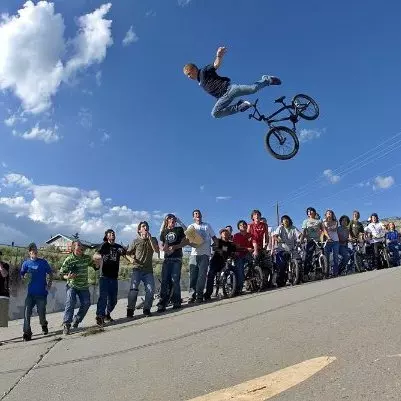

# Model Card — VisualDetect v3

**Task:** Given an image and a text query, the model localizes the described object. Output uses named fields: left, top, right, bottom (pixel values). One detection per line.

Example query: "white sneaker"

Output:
left=262, top=75, right=282, bottom=85
left=238, top=100, right=252, bottom=112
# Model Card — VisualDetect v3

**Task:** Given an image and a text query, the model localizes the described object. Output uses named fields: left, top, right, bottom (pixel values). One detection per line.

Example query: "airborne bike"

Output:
left=248, top=94, right=319, bottom=160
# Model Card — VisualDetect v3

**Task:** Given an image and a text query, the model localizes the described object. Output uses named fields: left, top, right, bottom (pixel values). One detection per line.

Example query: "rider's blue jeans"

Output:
left=96, top=277, right=118, bottom=317
left=211, top=79, right=270, bottom=118
left=325, top=241, right=340, bottom=276
left=388, top=242, right=400, bottom=266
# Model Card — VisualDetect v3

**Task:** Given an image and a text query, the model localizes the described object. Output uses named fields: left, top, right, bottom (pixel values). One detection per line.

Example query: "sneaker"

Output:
left=157, top=305, right=166, bottom=313
left=126, top=308, right=134, bottom=318
left=143, top=309, right=152, bottom=317
left=96, top=316, right=104, bottom=327
left=63, top=324, right=71, bottom=336
left=72, top=319, right=79, bottom=329
left=23, top=332, right=32, bottom=341
left=195, top=298, right=204, bottom=304
left=42, top=325, right=49, bottom=335
left=104, top=313, right=114, bottom=322
left=172, top=304, right=182, bottom=310
left=238, top=100, right=252, bottom=112
left=187, top=297, right=196, bottom=304
left=262, top=75, right=281, bottom=85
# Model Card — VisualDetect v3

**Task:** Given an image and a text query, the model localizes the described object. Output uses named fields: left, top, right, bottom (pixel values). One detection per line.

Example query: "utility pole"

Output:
left=276, top=201, right=280, bottom=227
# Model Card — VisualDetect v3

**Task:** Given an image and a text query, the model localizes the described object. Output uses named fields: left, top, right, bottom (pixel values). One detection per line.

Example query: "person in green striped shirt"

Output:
left=60, top=241, right=99, bottom=335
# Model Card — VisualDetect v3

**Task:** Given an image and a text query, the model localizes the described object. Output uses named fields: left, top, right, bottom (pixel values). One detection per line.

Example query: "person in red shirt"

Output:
left=233, top=220, right=254, bottom=293
left=247, top=210, right=269, bottom=257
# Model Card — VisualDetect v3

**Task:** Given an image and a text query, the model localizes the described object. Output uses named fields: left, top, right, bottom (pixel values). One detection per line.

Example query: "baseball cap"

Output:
left=28, top=242, right=38, bottom=252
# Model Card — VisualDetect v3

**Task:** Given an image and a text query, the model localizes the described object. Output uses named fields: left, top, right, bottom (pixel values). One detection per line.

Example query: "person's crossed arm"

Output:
left=213, top=46, right=226, bottom=69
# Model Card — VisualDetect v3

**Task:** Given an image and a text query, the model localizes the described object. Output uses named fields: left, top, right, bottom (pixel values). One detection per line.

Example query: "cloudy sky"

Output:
left=0, top=0, right=400, bottom=245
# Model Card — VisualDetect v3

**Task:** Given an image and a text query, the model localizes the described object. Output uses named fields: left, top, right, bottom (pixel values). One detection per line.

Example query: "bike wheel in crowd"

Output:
left=253, top=265, right=265, bottom=291
left=222, top=271, right=237, bottom=298
left=265, top=126, right=299, bottom=160
left=292, top=94, right=319, bottom=120
left=354, top=252, right=363, bottom=273
left=382, top=248, right=391, bottom=268
left=289, top=259, right=302, bottom=285
left=319, top=254, right=329, bottom=279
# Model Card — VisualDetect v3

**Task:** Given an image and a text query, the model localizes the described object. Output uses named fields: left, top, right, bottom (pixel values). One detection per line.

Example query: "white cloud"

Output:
left=78, top=108, right=92, bottom=129
left=373, top=175, right=395, bottom=190
left=0, top=2, right=113, bottom=114
left=216, top=196, right=231, bottom=201
left=1, top=161, right=7, bottom=168
left=323, top=169, right=340, bottom=184
left=101, top=132, right=110, bottom=142
left=178, top=0, right=192, bottom=6
left=122, top=26, right=138, bottom=47
left=0, top=172, right=165, bottom=242
left=95, top=71, right=102, bottom=86
left=200, top=185, right=205, bottom=192
left=2, top=173, right=32, bottom=187
left=299, top=128, right=324, bottom=143
left=15, top=124, right=60, bottom=144
left=145, top=10, right=156, bottom=17
left=4, top=114, right=17, bottom=127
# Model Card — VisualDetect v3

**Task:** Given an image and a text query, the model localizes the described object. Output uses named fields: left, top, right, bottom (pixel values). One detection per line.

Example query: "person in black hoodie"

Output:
left=94, top=229, right=126, bottom=326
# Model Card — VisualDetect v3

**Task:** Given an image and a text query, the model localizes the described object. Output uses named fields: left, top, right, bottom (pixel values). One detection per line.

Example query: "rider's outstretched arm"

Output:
left=213, top=46, right=226, bottom=69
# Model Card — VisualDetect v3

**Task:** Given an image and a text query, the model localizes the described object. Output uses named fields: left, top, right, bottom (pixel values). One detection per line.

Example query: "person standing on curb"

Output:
left=187, top=210, right=217, bottom=304
left=20, top=243, right=53, bottom=341
left=60, top=240, right=99, bottom=335
left=158, top=214, right=188, bottom=312
left=0, top=251, right=10, bottom=328
left=126, top=221, right=159, bottom=318
left=93, top=229, right=126, bottom=326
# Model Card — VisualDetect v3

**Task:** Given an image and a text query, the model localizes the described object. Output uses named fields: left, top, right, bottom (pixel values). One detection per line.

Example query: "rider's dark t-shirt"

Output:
left=97, top=242, right=126, bottom=279
left=349, top=221, right=364, bottom=239
left=0, top=262, right=10, bottom=298
left=198, top=64, right=230, bottom=98
left=212, top=239, right=237, bottom=261
left=160, top=227, right=186, bottom=259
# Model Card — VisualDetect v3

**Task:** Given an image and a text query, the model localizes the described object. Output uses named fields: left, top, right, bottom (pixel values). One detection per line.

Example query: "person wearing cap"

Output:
left=126, top=221, right=159, bottom=318
left=20, top=243, right=53, bottom=341
left=0, top=251, right=11, bottom=328
left=93, top=229, right=127, bottom=326
left=60, top=240, right=99, bottom=335
left=158, top=214, right=188, bottom=312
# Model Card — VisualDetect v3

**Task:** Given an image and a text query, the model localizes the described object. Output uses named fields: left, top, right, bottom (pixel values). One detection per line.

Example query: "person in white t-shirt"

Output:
left=187, top=210, right=217, bottom=303
left=365, top=213, right=386, bottom=269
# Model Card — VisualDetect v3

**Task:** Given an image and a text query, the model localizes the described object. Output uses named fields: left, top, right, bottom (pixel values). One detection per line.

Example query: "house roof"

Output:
left=45, top=234, right=99, bottom=248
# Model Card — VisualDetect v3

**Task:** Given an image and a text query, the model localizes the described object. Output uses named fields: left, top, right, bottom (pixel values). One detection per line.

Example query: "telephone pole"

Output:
left=276, top=201, right=280, bottom=226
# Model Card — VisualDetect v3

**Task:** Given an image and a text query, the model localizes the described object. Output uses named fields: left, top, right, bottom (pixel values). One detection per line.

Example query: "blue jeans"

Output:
left=339, top=244, right=351, bottom=273
left=211, top=79, right=270, bottom=118
left=96, top=277, right=118, bottom=317
left=189, top=255, right=210, bottom=300
left=388, top=242, right=400, bottom=266
left=127, top=270, right=155, bottom=311
left=63, top=286, right=91, bottom=325
left=325, top=241, right=340, bottom=276
left=23, top=294, right=47, bottom=335
left=160, top=258, right=182, bottom=306
left=235, top=254, right=252, bottom=292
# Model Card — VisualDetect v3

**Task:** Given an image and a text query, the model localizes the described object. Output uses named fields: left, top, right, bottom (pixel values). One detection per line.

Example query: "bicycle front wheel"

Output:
left=265, top=126, right=299, bottom=160
left=292, top=94, right=319, bottom=120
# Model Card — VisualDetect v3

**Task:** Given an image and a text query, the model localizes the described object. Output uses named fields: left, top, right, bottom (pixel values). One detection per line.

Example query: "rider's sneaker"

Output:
left=262, top=75, right=281, bottom=85
left=104, top=313, right=114, bottom=322
left=63, top=324, right=71, bottom=336
left=238, top=100, right=252, bottom=112
left=126, top=308, right=134, bottom=318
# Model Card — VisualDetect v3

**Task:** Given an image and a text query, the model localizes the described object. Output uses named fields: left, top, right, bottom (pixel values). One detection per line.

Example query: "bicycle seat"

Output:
left=274, top=96, right=286, bottom=103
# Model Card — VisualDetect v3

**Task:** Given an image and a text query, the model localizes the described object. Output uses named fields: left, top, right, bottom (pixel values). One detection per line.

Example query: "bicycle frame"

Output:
left=248, top=98, right=299, bottom=130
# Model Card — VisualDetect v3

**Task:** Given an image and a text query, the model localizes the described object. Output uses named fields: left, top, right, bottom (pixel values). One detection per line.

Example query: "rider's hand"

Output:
left=253, top=250, right=259, bottom=258
left=216, top=46, right=226, bottom=57
left=67, top=272, right=77, bottom=280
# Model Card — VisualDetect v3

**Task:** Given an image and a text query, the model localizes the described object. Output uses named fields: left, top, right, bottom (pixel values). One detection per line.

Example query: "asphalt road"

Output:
left=1, top=268, right=401, bottom=400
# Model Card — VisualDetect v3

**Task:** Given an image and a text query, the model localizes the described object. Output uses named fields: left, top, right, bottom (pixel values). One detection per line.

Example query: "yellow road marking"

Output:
left=187, top=356, right=336, bottom=401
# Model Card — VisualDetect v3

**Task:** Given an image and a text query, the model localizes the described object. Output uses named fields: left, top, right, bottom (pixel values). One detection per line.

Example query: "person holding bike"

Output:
left=386, top=222, right=400, bottom=266
left=204, top=228, right=240, bottom=301
left=273, top=215, right=302, bottom=285
left=183, top=46, right=281, bottom=119
left=322, top=210, right=340, bottom=277
left=365, top=213, right=386, bottom=269
left=349, top=210, right=365, bottom=241
left=301, top=207, right=324, bottom=278
left=233, top=220, right=254, bottom=294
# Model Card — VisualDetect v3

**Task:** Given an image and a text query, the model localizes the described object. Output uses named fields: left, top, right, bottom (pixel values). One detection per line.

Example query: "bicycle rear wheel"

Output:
left=292, top=94, right=319, bottom=120
left=265, top=126, right=299, bottom=160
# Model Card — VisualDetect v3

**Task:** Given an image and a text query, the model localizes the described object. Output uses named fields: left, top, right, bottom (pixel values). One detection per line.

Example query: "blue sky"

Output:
left=0, top=0, right=400, bottom=245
